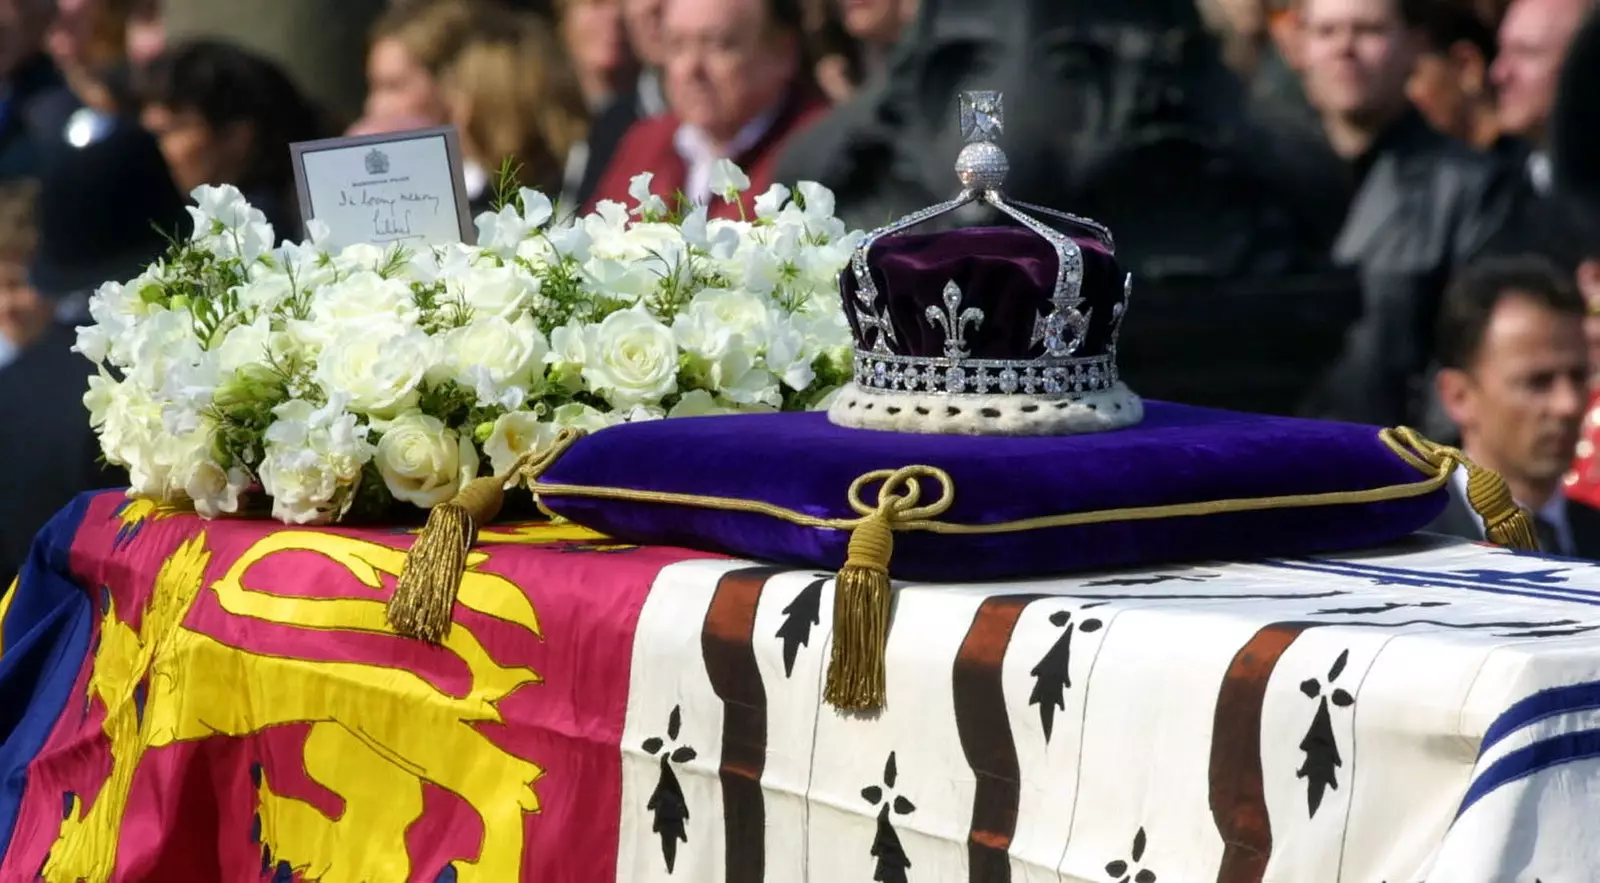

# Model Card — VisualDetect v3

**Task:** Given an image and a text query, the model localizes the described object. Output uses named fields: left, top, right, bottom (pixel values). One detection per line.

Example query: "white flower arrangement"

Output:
left=77, top=160, right=863, bottom=525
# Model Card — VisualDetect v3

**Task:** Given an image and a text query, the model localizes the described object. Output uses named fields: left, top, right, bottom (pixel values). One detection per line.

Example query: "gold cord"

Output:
left=388, top=428, right=588, bottom=643
left=1378, top=427, right=1538, bottom=551
left=822, top=466, right=953, bottom=712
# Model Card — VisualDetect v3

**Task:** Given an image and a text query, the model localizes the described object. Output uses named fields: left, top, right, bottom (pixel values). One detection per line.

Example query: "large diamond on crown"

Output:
left=960, top=91, right=1003, bottom=143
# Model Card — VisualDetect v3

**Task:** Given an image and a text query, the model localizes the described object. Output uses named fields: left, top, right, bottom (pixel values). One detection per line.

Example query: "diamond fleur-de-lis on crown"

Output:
left=960, top=91, right=1003, bottom=144
left=926, top=280, right=984, bottom=359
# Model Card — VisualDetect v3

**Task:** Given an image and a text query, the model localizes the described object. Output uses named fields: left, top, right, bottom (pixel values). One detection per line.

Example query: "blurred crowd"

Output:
left=5, top=0, right=1600, bottom=581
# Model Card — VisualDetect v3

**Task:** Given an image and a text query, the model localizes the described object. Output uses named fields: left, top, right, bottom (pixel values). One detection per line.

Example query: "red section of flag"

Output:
left=0, top=490, right=718, bottom=882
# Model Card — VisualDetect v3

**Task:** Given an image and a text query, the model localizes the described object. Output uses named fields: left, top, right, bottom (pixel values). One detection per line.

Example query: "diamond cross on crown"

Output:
left=960, top=91, right=1003, bottom=144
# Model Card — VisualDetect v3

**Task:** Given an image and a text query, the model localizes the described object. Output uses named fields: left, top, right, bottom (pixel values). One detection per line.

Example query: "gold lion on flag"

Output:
left=43, top=527, right=547, bottom=883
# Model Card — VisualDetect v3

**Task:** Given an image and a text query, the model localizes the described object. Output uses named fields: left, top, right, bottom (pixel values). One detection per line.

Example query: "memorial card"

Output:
left=290, top=126, right=475, bottom=250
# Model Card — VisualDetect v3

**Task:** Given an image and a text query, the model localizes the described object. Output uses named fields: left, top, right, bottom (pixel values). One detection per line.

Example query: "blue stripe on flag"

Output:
left=1480, top=681, right=1600, bottom=755
left=1263, top=558, right=1600, bottom=606
left=0, top=493, right=97, bottom=863
left=1457, top=727, right=1600, bottom=819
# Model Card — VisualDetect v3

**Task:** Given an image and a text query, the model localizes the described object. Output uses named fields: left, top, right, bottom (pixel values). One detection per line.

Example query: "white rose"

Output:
left=314, top=326, right=432, bottom=418
left=309, top=270, right=419, bottom=328
left=694, top=288, right=772, bottom=342
left=375, top=411, right=480, bottom=508
left=483, top=410, right=556, bottom=479
left=432, top=315, right=548, bottom=409
left=582, top=308, right=680, bottom=408
left=672, top=289, right=771, bottom=359
left=450, top=264, right=538, bottom=320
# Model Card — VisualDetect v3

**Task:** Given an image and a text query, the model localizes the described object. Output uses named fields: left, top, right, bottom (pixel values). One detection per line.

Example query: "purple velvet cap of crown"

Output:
left=841, top=226, right=1126, bottom=362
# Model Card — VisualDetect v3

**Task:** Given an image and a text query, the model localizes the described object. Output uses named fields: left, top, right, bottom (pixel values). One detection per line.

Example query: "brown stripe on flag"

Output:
left=1208, top=621, right=1314, bottom=883
left=702, top=566, right=786, bottom=883
left=953, top=594, right=1046, bottom=883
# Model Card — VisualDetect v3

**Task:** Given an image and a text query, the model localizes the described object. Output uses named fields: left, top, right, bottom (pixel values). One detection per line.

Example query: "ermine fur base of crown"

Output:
left=828, top=383, right=1143, bottom=435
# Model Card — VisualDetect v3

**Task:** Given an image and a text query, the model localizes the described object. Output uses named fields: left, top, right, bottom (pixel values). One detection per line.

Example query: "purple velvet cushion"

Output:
left=842, top=226, right=1125, bottom=359
left=536, top=403, right=1448, bottom=581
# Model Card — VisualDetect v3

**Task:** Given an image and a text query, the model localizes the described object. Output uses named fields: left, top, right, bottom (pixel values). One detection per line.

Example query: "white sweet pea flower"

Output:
left=628, top=172, right=669, bottom=219
left=258, top=398, right=375, bottom=525
left=765, top=320, right=817, bottom=391
left=549, top=402, right=615, bottom=435
left=710, top=345, right=780, bottom=406
left=794, top=181, right=835, bottom=220
left=667, top=389, right=735, bottom=418
left=753, top=183, right=791, bottom=221
left=709, top=159, right=751, bottom=203
left=168, top=427, right=251, bottom=518
left=679, top=205, right=742, bottom=260
left=374, top=411, right=480, bottom=508
left=614, top=404, right=666, bottom=424
left=582, top=307, right=680, bottom=408
left=476, top=204, right=530, bottom=256
left=518, top=188, right=555, bottom=228
left=483, top=410, right=557, bottom=479
left=188, top=184, right=275, bottom=261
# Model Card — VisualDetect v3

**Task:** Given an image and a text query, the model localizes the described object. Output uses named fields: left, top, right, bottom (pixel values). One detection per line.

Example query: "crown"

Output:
left=827, top=90, right=1143, bottom=436
left=365, top=147, right=391, bottom=176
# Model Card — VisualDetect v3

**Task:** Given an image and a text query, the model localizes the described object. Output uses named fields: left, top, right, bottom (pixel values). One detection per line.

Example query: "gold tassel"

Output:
left=823, top=511, right=895, bottom=711
left=1379, top=427, right=1540, bottom=553
left=822, top=465, right=955, bottom=713
left=1462, top=459, right=1540, bottom=552
left=388, top=428, right=587, bottom=643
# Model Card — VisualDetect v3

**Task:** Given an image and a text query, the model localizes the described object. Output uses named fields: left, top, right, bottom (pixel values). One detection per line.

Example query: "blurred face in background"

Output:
left=365, top=37, right=448, bottom=124
left=124, top=0, right=165, bottom=68
left=0, top=258, right=45, bottom=350
left=624, top=0, right=666, bottom=67
left=563, top=0, right=635, bottom=107
left=140, top=103, right=251, bottom=194
left=1491, top=0, right=1588, bottom=143
left=1442, top=294, right=1589, bottom=496
left=1407, top=41, right=1490, bottom=142
left=838, top=0, right=917, bottom=46
left=45, top=0, right=97, bottom=72
left=662, top=0, right=797, bottom=144
left=0, top=0, right=50, bottom=79
left=1300, top=0, right=1420, bottom=123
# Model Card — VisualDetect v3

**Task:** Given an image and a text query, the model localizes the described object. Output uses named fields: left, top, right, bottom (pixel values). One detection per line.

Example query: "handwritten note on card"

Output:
left=291, top=126, right=473, bottom=251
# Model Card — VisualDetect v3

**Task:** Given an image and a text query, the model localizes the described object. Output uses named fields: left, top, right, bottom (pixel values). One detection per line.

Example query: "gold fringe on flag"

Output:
left=388, top=428, right=587, bottom=643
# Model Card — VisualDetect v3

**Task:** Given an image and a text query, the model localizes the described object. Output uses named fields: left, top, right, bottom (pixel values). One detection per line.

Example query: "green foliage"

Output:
left=491, top=157, right=525, bottom=214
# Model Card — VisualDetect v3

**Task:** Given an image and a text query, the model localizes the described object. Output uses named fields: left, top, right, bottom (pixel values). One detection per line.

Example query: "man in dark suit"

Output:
left=0, top=117, right=191, bottom=587
left=1428, top=255, right=1600, bottom=558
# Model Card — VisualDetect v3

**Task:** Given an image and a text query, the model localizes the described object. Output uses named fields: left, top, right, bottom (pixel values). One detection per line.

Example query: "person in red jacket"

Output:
left=585, top=0, right=826, bottom=219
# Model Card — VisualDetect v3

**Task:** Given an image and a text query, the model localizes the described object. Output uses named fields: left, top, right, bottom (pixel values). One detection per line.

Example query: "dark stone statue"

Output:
left=775, top=0, right=1348, bottom=281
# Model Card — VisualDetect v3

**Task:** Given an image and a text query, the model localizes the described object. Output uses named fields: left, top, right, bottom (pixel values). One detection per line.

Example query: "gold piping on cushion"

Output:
left=390, top=424, right=1526, bottom=713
